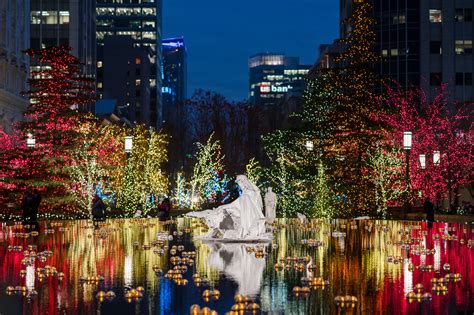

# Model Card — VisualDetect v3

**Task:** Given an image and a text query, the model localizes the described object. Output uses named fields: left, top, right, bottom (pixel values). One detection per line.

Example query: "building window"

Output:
left=393, top=15, right=406, bottom=24
left=135, top=79, right=140, bottom=86
left=30, top=11, right=69, bottom=25
left=430, top=41, right=442, bottom=54
left=381, top=49, right=388, bottom=57
left=390, top=48, right=399, bottom=56
left=456, top=73, right=473, bottom=85
left=429, top=9, right=442, bottom=23
left=465, top=73, right=473, bottom=85
left=456, top=73, right=464, bottom=85
left=97, top=82, right=103, bottom=89
left=97, top=61, right=103, bottom=68
left=455, top=40, right=473, bottom=54
left=455, top=8, right=473, bottom=22
left=135, top=57, right=141, bottom=65
left=430, top=73, right=442, bottom=86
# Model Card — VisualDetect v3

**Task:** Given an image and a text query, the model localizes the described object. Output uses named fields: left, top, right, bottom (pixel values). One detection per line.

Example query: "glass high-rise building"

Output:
left=249, top=53, right=310, bottom=107
left=30, top=0, right=96, bottom=79
left=162, top=37, right=187, bottom=124
left=339, top=0, right=473, bottom=104
left=96, top=0, right=163, bottom=128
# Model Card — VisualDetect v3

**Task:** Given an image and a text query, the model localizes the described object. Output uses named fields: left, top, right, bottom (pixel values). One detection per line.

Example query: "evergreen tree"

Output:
left=263, top=0, right=385, bottom=217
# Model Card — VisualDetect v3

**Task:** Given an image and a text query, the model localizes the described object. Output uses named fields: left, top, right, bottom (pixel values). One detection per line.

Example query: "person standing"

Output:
left=92, top=195, right=107, bottom=221
left=157, top=198, right=171, bottom=221
left=31, top=189, right=41, bottom=221
left=424, top=198, right=435, bottom=222
left=21, top=188, right=35, bottom=221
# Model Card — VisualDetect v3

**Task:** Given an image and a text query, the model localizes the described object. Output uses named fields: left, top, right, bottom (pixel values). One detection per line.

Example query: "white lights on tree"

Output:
left=26, top=133, right=36, bottom=148
left=124, top=136, right=133, bottom=153
left=419, top=154, right=426, bottom=169
left=305, top=140, right=314, bottom=151
left=403, top=131, right=412, bottom=150
left=433, top=151, right=440, bottom=166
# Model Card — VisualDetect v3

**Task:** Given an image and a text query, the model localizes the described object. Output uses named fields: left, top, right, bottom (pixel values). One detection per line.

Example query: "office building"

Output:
left=162, top=37, right=186, bottom=124
left=249, top=53, right=310, bottom=106
left=339, top=0, right=473, bottom=103
left=96, top=0, right=163, bottom=128
left=30, top=0, right=96, bottom=78
left=101, top=36, right=152, bottom=126
left=0, top=0, right=29, bottom=133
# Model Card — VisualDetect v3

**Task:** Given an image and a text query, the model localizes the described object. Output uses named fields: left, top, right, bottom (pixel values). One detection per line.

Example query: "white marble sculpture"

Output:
left=187, top=175, right=272, bottom=241
left=264, top=187, right=277, bottom=220
left=206, top=243, right=265, bottom=297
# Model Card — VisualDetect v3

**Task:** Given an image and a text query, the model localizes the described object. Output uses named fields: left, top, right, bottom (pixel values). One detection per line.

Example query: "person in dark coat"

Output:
left=92, top=195, right=107, bottom=221
left=157, top=198, right=171, bottom=221
left=31, top=189, right=41, bottom=221
left=21, top=188, right=35, bottom=221
left=424, top=198, right=435, bottom=222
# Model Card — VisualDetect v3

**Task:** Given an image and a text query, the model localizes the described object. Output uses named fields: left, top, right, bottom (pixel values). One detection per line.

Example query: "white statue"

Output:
left=187, top=175, right=272, bottom=241
left=264, top=187, right=277, bottom=220
left=206, top=243, right=265, bottom=297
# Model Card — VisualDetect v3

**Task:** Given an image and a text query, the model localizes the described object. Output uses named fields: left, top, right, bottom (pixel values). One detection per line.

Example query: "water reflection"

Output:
left=206, top=243, right=265, bottom=297
left=0, top=219, right=472, bottom=314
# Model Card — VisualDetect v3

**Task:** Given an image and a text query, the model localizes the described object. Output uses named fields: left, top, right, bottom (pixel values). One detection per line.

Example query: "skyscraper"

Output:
left=0, top=0, right=29, bottom=133
left=249, top=53, right=310, bottom=107
left=96, top=0, right=163, bottom=128
left=30, top=0, right=96, bottom=79
left=162, top=37, right=187, bottom=124
left=339, top=0, right=473, bottom=103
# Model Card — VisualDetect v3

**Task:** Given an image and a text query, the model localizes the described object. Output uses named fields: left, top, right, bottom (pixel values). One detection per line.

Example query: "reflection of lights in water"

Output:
left=434, top=241, right=441, bottom=272
left=26, top=266, right=35, bottom=291
left=338, top=236, right=345, bottom=253
left=420, top=254, right=426, bottom=266
left=403, top=260, right=413, bottom=294
left=124, top=256, right=132, bottom=287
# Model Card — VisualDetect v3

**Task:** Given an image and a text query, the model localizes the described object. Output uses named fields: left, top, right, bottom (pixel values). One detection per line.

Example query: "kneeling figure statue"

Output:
left=187, top=175, right=272, bottom=241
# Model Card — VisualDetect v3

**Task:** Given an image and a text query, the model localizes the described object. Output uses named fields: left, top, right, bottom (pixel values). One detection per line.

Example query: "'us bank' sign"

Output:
left=260, top=84, right=292, bottom=93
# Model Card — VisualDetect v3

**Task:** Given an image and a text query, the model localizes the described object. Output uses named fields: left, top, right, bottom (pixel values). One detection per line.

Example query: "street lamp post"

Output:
left=403, top=131, right=412, bottom=216
left=125, top=136, right=133, bottom=155
left=419, top=154, right=426, bottom=169
left=26, top=133, right=36, bottom=148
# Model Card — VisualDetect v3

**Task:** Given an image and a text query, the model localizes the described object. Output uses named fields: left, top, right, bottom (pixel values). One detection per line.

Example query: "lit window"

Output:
left=390, top=48, right=399, bottom=56
left=97, top=61, right=103, bottom=68
left=97, top=82, right=103, bottom=88
left=382, top=49, right=388, bottom=57
left=135, top=79, right=141, bottom=86
left=429, top=9, right=442, bottom=23
left=455, top=40, right=473, bottom=54
left=30, top=11, right=69, bottom=24
left=135, top=58, right=141, bottom=65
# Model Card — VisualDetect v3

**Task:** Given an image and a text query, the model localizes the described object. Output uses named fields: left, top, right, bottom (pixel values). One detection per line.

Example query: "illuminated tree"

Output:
left=263, top=0, right=385, bottom=217
left=172, top=171, right=190, bottom=209
left=0, top=46, right=95, bottom=213
left=379, top=85, right=473, bottom=207
left=366, top=143, right=406, bottom=217
left=65, top=124, right=125, bottom=217
left=117, top=125, right=169, bottom=215
left=189, top=133, right=225, bottom=209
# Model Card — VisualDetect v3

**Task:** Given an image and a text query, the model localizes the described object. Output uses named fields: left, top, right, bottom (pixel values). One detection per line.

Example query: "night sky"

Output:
left=164, top=1, right=339, bottom=102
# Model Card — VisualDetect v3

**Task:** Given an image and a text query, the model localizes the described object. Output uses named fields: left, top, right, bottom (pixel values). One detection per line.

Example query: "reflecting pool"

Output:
left=0, top=219, right=473, bottom=314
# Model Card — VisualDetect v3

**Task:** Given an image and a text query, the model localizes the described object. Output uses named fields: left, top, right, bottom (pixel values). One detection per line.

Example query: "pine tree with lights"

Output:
left=0, top=46, right=95, bottom=214
left=263, top=0, right=386, bottom=217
